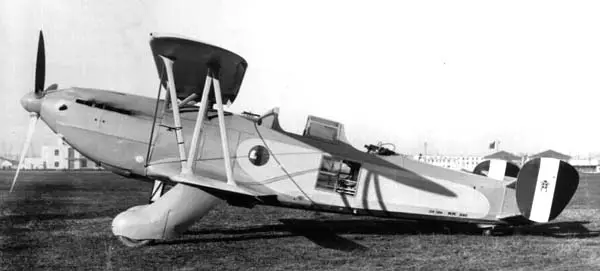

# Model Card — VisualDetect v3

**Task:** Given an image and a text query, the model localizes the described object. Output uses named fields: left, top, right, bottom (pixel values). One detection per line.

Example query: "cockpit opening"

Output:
left=315, top=156, right=361, bottom=196
left=252, top=108, right=349, bottom=143
left=303, top=115, right=348, bottom=143
left=75, top=99, right=133, bottom=115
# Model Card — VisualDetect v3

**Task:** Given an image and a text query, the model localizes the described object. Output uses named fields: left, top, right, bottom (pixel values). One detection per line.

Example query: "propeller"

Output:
left=9, top=114, right=38, bottom=192
left=35, top=31, right=45, bottom=97
left=10, top=30, right=53, bottom=192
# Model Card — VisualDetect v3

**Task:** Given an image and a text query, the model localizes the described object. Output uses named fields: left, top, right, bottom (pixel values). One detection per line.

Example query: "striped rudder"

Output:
left=516, top=158, right=579, bottom=223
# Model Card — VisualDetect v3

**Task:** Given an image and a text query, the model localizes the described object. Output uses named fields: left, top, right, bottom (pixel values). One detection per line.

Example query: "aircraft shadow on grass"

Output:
left=1, top=210, right=117, bottom=225
left=514, top=220, right=600, bottom=238
left=160, top=218, right=600, bottom=252
left=1, top=178, right=138, bottom=227
left=1, top=181, right=120, bottom=234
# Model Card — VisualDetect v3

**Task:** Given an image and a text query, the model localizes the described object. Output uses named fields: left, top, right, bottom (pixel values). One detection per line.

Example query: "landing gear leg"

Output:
left=149, top=180, right=165, bottom=203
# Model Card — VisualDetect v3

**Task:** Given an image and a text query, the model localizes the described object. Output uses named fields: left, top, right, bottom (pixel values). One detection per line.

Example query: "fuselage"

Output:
left=38, top=87, right=519, bottom=225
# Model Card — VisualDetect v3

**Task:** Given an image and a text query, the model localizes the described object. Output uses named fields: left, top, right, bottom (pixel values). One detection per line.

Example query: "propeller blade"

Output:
left=9, top=114, right=39, bottom=192
left=34, top=31, right=45, bottom=97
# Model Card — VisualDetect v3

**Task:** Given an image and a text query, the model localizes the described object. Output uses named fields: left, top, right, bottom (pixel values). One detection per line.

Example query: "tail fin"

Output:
left=516, top=158, right=579, bottom=223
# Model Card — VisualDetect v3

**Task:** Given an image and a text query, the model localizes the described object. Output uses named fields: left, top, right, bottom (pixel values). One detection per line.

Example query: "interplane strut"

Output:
left=154, top=56, right=236, bottom=187
left=160, top=56, right=188, bottom=170
left=184, top=72, right=211, bottom=174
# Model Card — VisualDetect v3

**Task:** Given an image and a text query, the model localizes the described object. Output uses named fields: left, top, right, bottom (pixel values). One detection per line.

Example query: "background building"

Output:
left=568, top=158, right=599, bottom=173
left=414, top=154, right=484, bottom=171
left=5, top=136, right=102, bottom=170
left=483, top=151, right=523, bottom=166
left=529, top=149, right=571, bottom=161
left=0, top=156, right=15, bottom=169
left=414, top=149, right=599, bottom=174
left=40, top=138, right=101, bottom=170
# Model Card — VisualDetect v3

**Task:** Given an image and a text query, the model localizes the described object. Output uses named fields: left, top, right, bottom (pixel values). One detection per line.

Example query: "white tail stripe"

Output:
left=529, top=158, right=560, bottom=222
left=488, top=159, right=507, bottom=181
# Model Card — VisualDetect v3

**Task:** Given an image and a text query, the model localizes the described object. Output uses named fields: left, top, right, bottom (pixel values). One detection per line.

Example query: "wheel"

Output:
left=482, top=227, right=496, bottom=236
left=482, top=226, right=514, bottom=236
left=117, top=235, right=154, bottom=247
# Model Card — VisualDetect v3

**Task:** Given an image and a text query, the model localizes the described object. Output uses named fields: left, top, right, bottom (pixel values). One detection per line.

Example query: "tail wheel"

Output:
left=481, top=226, right=515, bottom=236
left=117, top=235, right=154, bottom=247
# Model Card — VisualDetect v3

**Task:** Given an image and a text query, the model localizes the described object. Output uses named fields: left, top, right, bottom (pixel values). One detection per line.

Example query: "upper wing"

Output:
left=149, top=33, right=248, bottom=105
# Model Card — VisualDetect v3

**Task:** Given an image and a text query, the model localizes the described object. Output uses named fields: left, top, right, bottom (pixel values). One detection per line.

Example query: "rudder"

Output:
left=516, top=157, right=579, bottom=223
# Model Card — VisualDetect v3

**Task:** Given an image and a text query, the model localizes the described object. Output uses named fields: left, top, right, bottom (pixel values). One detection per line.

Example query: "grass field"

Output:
left=1, top=171, right=600, bottom=270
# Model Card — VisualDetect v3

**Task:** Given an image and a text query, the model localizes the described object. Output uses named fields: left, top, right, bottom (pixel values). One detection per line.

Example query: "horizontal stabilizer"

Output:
left=473, top=159, right=520, bottom=181
left=516, top=158, right=579, bottom=223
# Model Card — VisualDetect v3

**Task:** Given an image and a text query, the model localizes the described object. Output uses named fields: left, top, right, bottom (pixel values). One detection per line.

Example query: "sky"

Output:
left=2, top=0, right=600, bottom=157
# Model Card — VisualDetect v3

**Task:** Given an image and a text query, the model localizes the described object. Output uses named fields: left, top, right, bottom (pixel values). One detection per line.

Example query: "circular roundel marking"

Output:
left=248, top=145, right=269, bottom=166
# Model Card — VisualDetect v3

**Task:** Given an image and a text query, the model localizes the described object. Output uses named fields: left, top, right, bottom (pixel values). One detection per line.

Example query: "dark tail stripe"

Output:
left=473, top=160, right=490, bottom=176
left=549, top=161, right=579, bottom=220
left=504, top=162, right=520, bottom=178
left=516, top=158, right=541, bottom=219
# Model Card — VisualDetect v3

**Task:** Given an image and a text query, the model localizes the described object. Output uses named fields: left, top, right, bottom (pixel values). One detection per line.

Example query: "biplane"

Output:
left=12, top=31, right=580, bottom=247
